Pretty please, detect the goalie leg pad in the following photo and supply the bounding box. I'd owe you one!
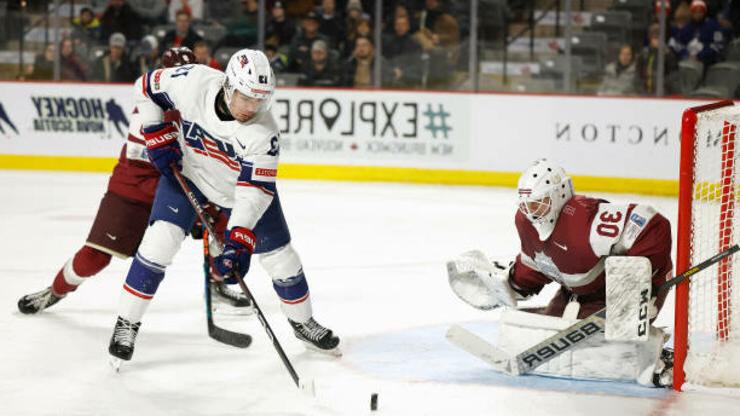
[497,309,666,385]
[605,256,652,342]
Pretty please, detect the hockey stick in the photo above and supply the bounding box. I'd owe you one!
[201,227,253,348]
[449,244,740,376]
[171,167,313,393]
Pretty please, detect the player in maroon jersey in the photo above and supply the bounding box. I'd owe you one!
[16,48,247,313]
[448,158,675,386]
[510,158,673,319]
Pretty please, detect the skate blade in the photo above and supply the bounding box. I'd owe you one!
[109,357,123,372]
[303,342,343,357]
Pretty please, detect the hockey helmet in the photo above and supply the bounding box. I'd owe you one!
[223,48,275,117]
[161,46,195,68]
[517,158,574,241]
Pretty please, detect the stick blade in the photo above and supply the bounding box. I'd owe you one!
[446,325,518,375]
[208,323,252,348]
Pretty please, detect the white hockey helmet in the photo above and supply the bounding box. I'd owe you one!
[517,158,574,241]
[223,48,275,115]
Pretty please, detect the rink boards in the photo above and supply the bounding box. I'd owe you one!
[0,80,724,195]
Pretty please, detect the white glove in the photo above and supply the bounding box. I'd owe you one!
[447,251,519,310]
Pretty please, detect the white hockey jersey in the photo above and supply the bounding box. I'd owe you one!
[134,64,280,230]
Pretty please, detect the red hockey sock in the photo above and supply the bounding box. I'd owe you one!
[52,246,112,296]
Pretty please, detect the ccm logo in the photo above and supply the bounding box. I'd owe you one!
[521,321,603,369]
[255,168,277,177]
[637,289,649,337]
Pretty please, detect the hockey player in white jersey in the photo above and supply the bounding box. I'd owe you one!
[108,49,340,362]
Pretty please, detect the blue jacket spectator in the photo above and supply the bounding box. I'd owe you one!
[670,0,728,66]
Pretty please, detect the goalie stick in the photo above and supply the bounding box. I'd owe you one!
[171,166,314,394]
[448,244,740,376]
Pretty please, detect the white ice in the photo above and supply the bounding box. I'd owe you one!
[2,170,739,416]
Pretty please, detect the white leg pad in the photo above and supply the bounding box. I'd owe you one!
[497,309,665,385]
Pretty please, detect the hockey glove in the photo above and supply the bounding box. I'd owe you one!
[214,227,256,282]
[143,122,182,180]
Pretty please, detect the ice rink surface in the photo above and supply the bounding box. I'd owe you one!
[3,170,740,416]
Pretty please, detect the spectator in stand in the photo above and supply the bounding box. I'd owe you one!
[637,23,679,94]
[161,10,203,53]
[344,0,365,57]
[128,0,168,26]
[342,35,392,87]
[298,39,342,87]
[221,0,258,47]
[343,13,373,57]
[289,11,330,71]
[135,35,161,75]
[727,0,740,37]
[317,0,344,49]
[391,4,418,33]
[384,14,423,88]
[59,37,89,81]
[598,44,638,96]
[99,0,143,45]
[168,0,204,22]
[91,33,138,83]
[192,40,221,70]
[266,1,297,49]
[71,7,100,56]
[413,0,460,87]
[29,43,55,80]
[670,0,727,66]
[265,43,289,73]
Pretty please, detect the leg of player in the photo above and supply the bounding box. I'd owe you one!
[108,178,199,362]
[17,246,112,314]
[259,244,340,355]
[18,191,151,314]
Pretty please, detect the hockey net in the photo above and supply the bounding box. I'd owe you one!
[675,100,740,391]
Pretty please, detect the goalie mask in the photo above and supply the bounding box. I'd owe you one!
[517,159,574,241]
[223,49,275,121]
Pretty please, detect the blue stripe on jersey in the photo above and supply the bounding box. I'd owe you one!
[145,70,175,111]
[237,159,277,192]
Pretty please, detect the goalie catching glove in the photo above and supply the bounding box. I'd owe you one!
[214,227,256,282]
[447,250,523,310]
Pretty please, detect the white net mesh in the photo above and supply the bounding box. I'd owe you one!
[685,105,740,387]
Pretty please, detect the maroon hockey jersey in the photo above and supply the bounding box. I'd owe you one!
[511,195,673,309]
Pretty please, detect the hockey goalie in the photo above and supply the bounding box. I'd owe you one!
[448,159,675,387]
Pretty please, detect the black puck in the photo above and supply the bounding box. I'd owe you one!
[370,393,378,411]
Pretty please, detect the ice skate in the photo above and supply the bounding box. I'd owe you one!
[211,281,253,315]
[652,348,674,388]
[289,317,341,356]
[17,287,64,314]
[108,316,141,364]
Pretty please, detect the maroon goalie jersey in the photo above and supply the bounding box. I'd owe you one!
[510,195,673,308]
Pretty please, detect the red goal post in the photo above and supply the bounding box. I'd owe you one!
[675,100,740,391]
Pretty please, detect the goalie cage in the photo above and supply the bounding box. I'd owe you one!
[676,100,740,391]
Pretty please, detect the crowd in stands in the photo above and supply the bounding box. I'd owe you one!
[598,0,740,97]
[21,0,740,97]
[24,0,464,89]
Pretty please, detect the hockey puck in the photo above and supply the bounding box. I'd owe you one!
[370,393,378,411]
